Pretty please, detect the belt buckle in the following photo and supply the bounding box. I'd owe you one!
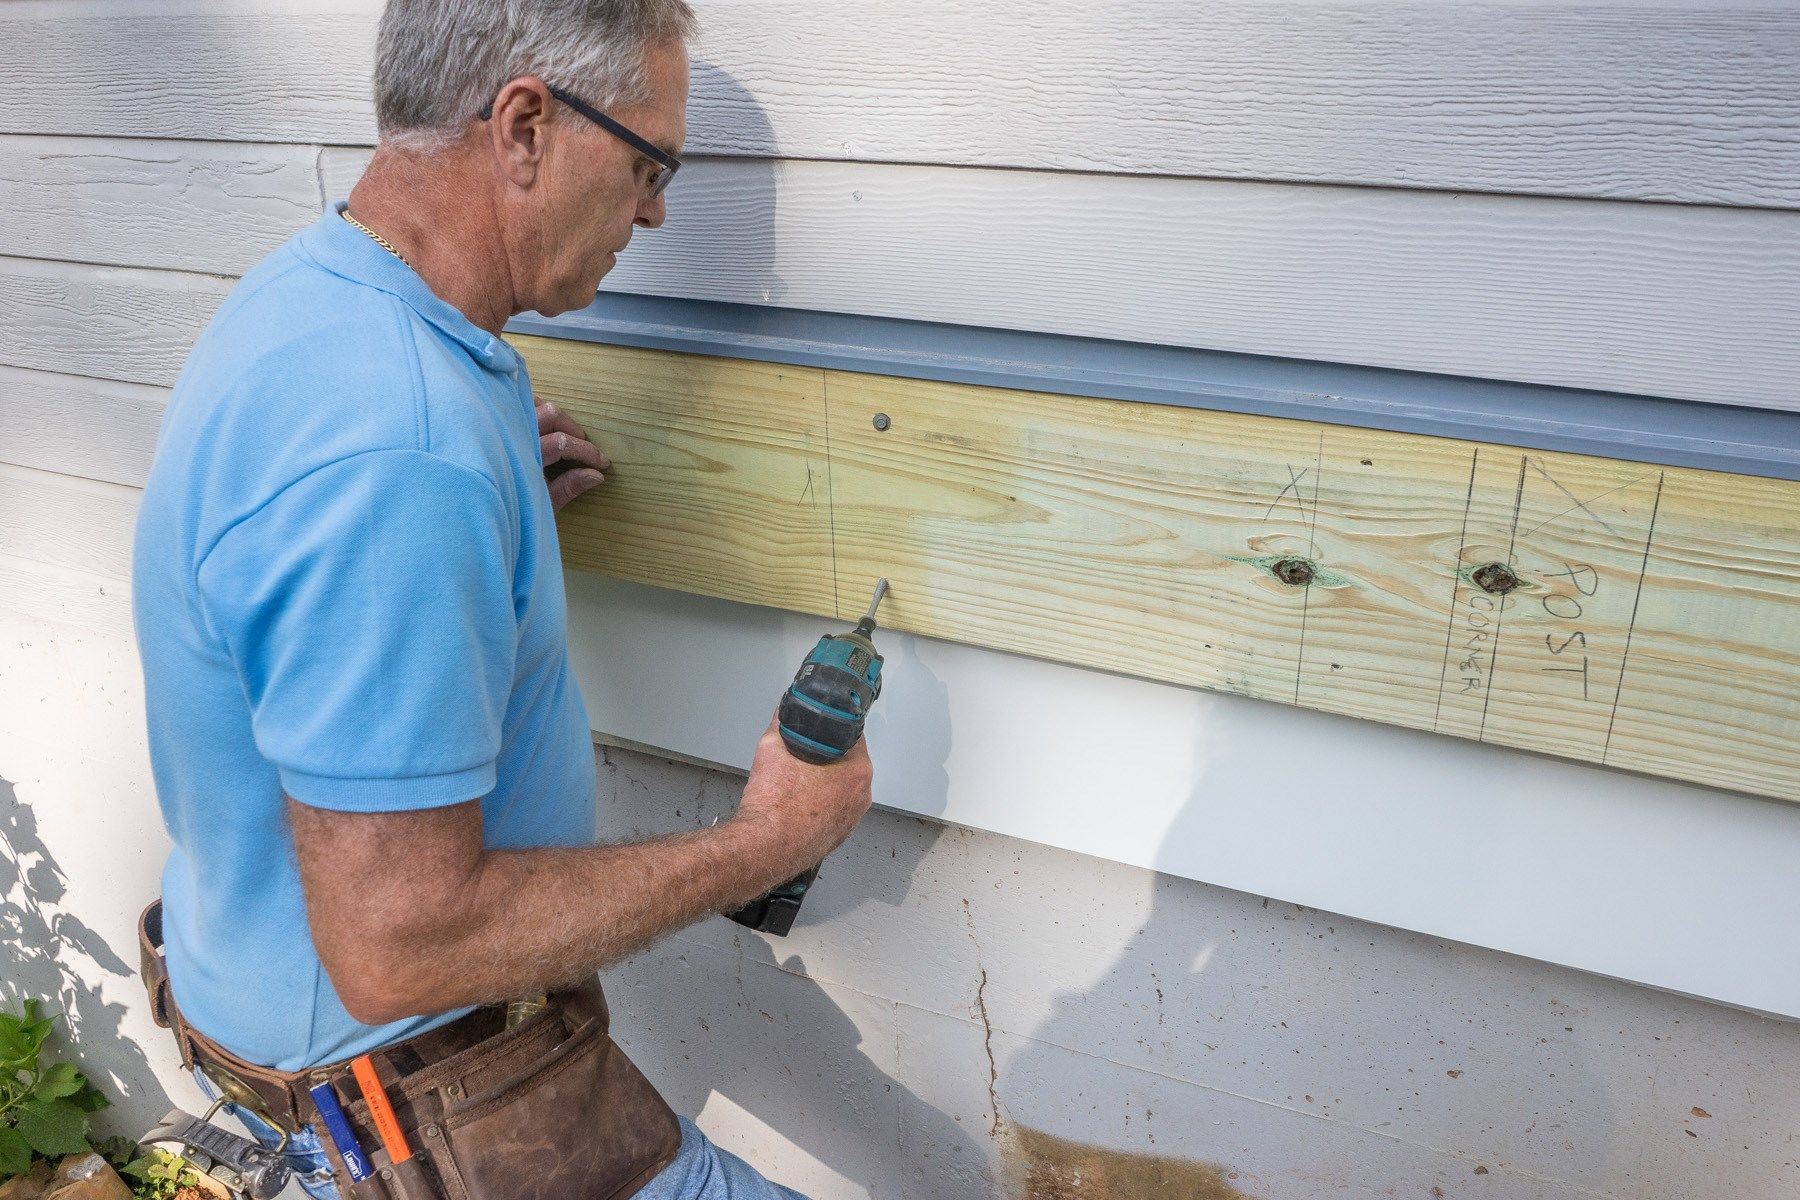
[198,1063,291,1152]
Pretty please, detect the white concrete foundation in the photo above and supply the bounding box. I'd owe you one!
[3,608,1797,1198]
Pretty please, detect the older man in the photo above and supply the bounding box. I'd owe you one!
[130,2,870,1197]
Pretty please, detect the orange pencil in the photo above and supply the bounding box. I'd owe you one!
[350,1054,412,1164]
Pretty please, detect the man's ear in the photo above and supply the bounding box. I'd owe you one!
[487,76,556,187]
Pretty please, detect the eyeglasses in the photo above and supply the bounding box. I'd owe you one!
[479,83,681,197]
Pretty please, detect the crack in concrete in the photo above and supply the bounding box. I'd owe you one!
[962,898,1004,1138]
[669,925,1625,1198]
[975,964,1001,1139]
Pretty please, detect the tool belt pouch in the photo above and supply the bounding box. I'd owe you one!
[139,900,681,1200]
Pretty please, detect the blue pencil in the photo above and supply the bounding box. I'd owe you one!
[308,1079,373,1183]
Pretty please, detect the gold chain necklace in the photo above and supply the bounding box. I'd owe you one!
[342,208,410,267]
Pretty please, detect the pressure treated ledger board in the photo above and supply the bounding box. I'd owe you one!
[510,336,1800,803]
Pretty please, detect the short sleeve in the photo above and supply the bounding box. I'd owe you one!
[196,449,519,812]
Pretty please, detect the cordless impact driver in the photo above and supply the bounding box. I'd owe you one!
[726,579,889,936]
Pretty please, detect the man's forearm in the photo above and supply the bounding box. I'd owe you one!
[370,813,796,1021]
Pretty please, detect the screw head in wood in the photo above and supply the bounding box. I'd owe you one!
[1271,557,1315,586]
[872,413,891,431]
[1471,562,1518,594]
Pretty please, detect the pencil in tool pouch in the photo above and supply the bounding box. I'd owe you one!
[351,1054,437,1198]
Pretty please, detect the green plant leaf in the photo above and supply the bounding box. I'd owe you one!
[13,1096,90,1156]
[0,1021,35,1068]
[32,1060,83,1100]
[69,1083,110,1113]
[0,1125,32,1179]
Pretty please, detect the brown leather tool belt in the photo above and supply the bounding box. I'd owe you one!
[138,900,681,1200]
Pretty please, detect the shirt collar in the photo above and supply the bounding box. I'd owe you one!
[299,200,522,375]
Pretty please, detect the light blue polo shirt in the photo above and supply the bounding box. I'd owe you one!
[132,200,599,1070]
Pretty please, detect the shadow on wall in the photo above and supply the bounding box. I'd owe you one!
[0,775,171,1125]
[986,696,1616,1197]
[599,58,789,309]
[597,741,990,1196]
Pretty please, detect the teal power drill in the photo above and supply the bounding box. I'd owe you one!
[726,578,889,936]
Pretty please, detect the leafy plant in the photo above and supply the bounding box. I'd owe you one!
[111,1145,212,1200]
[0,999,110,1180]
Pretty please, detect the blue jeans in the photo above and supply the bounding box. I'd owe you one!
[191,1066,806,1200]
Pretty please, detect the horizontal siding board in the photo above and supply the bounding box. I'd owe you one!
[0,552,132,640]
[0,365,169,489]
[0,257,231,388]
[0,136,320,274]
[0,462,139,582]
[413,153,1799,411]
[10,149,1791,421]
[686,0,1800,207]
[13,1,1800,206]
[317,146,371,205]
[0,5,378,145]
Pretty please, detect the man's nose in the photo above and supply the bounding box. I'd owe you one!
[634,192,666,230]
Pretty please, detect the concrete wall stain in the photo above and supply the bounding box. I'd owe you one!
[1001,1124,1252,1199]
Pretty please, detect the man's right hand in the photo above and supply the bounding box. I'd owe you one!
[732,714,874,883]
[291,715,874,1025]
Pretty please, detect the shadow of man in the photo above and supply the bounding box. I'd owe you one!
[596,636,987,1198]
[972,693,1619,1197]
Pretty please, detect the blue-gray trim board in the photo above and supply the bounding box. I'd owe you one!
[508,294,1800,483]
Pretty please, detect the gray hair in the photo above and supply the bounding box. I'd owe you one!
[374,0,697,154]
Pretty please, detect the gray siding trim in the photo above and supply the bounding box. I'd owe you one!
[509,295,1800,482]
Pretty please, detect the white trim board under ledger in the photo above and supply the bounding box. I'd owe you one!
[565,572,1800,1021]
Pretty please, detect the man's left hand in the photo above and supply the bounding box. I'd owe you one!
[538,400,611,512]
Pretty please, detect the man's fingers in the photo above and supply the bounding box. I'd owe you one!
[536,401,586,440]
[548,468,604,511]
[541,429,611,471]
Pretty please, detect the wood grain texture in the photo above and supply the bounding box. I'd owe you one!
[629,158,1800,412]
[0,552,132,639]
[513,336,1800,801]
[0,365,169,488]
[0,136,321,274]
[333,152,1800,413]
[317,147,372,206]
[0,462,136,638]
[520,339,839,614]
[684,0,1800,208]
[11,1,1800,207]
[0,257,232,388]
[0,3,378,145]
[0,462,140,582]
[254,146,1800,412]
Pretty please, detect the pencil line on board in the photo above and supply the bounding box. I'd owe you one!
[1603,472,1665,765]
[1434,447,1482,733]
